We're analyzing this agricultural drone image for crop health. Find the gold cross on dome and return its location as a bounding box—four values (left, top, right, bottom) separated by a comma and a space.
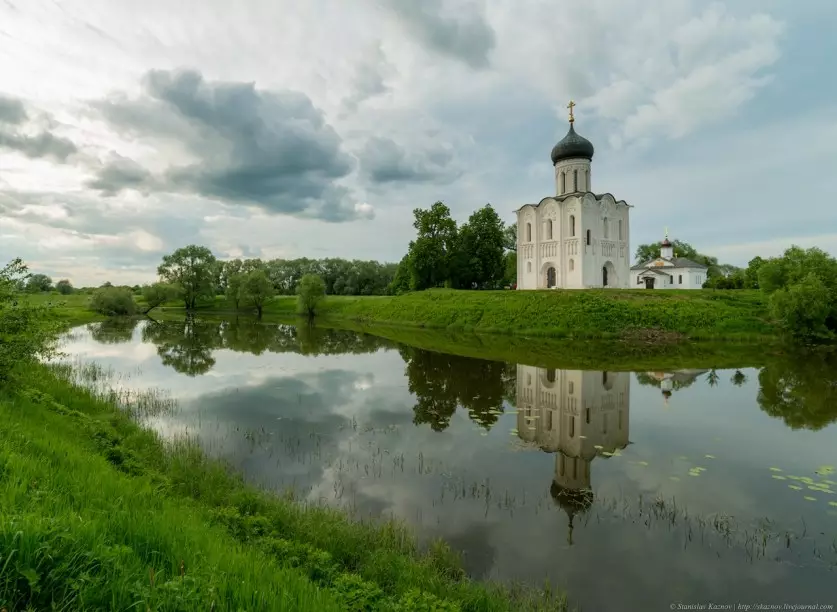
567, 100, 576, 123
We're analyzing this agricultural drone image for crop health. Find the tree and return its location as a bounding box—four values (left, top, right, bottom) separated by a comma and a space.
55, 279, 74, 295
756, 246, 837, 341
454, 204, 506, 289
406, 202, 458, 290
157, 245, 217, 310
0, 258, 59, 382
744, 256, 765, 289
25, 273, 52, 293
240, 269, 275, 318
296, 273, 326, 318
141, 282, 178, 314
503, 223, 517, 251
90, 286, 137, 316
225, 272, 246, 310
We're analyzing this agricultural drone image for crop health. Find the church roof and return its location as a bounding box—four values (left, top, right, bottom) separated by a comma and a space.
631, 257, 709, 271
551, 123, 595, 164
514, 192, 629, 213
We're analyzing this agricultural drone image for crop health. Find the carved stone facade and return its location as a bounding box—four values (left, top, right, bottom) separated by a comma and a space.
516, 191, 631, 289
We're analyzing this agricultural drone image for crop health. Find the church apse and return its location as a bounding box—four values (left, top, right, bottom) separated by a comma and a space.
515, 364, 630, 542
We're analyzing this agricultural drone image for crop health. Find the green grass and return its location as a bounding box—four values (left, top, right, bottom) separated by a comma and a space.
0, 364, 566, 611
28, 288, 778, 341
159, 288, 776, 341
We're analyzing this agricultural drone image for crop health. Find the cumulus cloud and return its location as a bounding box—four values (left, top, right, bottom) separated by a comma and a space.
341, 42, 395, 114
87, 68, 372, 222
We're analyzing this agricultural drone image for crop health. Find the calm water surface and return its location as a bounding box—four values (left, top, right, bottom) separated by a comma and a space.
60, 318, 837, 611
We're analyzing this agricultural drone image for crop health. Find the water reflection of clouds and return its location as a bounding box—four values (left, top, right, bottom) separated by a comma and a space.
59, 321, 837, 612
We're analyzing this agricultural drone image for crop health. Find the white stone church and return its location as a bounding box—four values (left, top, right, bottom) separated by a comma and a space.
515, 102, 632, 289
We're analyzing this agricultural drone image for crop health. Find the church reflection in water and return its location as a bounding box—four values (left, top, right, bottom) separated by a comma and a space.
514, 365, 706, 544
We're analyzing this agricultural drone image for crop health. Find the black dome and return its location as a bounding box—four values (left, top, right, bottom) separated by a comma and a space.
550, 123, 594, 165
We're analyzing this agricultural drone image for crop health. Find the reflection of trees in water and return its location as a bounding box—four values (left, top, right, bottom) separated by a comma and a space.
399, 347, 515, 431
88, 318, 140, 344
136, 318, 394, 376
142, 317, 222, 377
758, 354, 837, 431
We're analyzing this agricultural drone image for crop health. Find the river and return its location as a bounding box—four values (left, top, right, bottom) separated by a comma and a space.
58, 317, 837, 611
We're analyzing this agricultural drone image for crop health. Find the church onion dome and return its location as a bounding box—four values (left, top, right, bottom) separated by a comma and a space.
661, 238, 672, 247
550, 123, 595, 165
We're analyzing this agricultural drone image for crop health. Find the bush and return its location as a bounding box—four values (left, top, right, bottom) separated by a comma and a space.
296, 274, 326, 317
0, 259, 59, 383
90, 287, 137, 316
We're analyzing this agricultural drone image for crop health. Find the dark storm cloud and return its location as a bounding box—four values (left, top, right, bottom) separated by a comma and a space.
358, 136, 461, 184
88, 68, 371, 222
381, 0, 496, 70
84, 153, 154, 195
0, 95, 27, 124
0, 94, 78, 161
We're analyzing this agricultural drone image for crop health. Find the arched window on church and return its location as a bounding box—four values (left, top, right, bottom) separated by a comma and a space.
618, 219, 623, 241
546, 369, 556, 383
526, 222, 531, 242
569, 417, 575, 438
569, 259, 574, 272
568, 381, 574, 394
526, 261, 532, 273
560, 172, 566, 194
573, 169, 578, 191
585, 408, 590, 424
603, 217, 609, 239
586, 229, 591, 246
584, 169, 589, 191
547, 219, 553, 240
569, 215, 575, 237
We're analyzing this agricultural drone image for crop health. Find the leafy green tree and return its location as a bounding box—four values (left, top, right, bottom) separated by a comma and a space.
503, 251, 517, 287
90, 286, 137, 316
25, 273, 53, 293
240, 269, 275, 318
157, 245, 217, 310
141, 282, 178, 314
225, 272, 246, 310
503, 223, 517, 252
296, 273, 326, 317
55, 279, 74, 295
756, 246, 837, 341
769, 273, 833, 341
744, 256, 765, 289
388, 254, 413, 295
406, 202, 458, 290
454, 204, 506, 289
0, 259, 60, 382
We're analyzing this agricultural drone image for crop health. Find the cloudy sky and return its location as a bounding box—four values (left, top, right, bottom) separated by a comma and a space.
1, 0, 835, 286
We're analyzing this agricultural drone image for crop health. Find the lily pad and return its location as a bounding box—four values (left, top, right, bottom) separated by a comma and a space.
789, 485, 803, 491
705, 454, 716, 459
769, 467, 783, 472
804, 496, 817, 501
815, 465, 835, 475
829, 501, 837, 508
594, 445, 604, 450
634, 461, 649, 466
772, 475, 787, 480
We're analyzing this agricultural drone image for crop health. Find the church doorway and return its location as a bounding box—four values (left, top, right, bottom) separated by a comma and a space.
602, 261, 617, 288
602, 266, 608, 287
644, 277, 655, 289
546, 267, 557, 288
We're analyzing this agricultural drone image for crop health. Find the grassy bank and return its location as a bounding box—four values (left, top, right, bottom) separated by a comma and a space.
155, 288, 775, 341
0, 364, 564, 611
26, 288, 776, 341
